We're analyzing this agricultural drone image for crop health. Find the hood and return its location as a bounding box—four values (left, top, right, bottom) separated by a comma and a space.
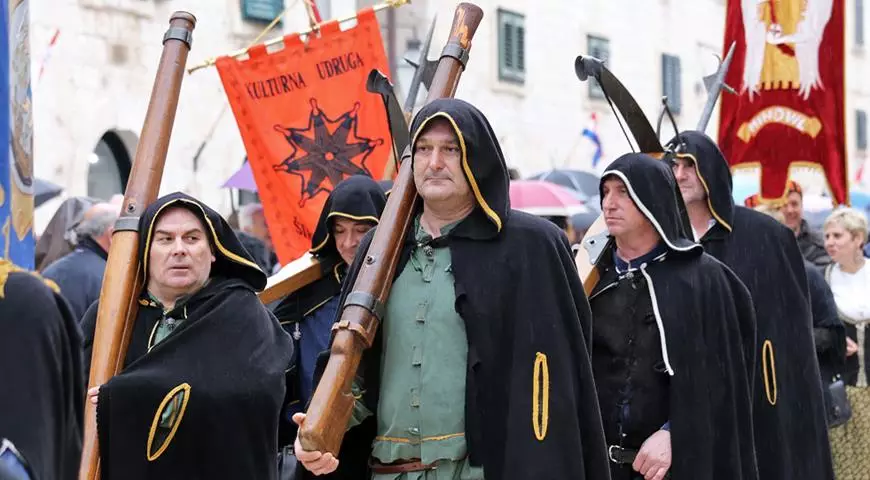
600, 153, 702, 255
665, 130, 734, 231
138, 192, 267, 291
409, 98, 510, 239
310, 175, 387, 259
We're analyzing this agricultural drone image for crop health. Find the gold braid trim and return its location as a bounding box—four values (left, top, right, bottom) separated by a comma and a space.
0, 258, 59, 298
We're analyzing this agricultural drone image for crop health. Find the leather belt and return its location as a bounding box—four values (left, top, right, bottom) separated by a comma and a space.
369, 458, 438, 474
608, 445, 638, 465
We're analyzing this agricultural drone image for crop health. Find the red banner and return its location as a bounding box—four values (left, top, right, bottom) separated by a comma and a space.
718, 0, 846, 205
216, 8, 391, 264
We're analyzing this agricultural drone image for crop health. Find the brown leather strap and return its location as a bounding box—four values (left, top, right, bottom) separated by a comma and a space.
369, 458, 438, 474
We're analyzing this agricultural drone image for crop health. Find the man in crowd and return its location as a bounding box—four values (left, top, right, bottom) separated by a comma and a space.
43, 202, 118, 320
238, 202, 278, 272
668, 130, 834, 480
81, 192, 292, 479
590, 153, 757, 480
294, 98, 610, 479
780, 181, 831, 266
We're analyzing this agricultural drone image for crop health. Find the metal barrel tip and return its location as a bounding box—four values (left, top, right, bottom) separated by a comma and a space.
170, 11, 197, 27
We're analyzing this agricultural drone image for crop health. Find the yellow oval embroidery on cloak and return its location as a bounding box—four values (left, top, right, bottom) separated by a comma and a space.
146, 383, 191, 461
533, 352, 550, 441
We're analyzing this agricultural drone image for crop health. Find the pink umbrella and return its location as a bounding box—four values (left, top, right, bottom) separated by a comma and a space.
509, 180, 590, 216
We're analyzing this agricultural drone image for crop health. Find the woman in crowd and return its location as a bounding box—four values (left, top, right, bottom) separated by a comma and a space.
822, 207, 870, 478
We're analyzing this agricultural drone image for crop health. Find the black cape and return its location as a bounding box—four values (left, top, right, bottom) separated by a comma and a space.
595, 154, 758, 479
273, 175, 386, 445
667, 131, 833, 479
0, 260, 84, 480
81, 192, 293, 479
307, 99, 610, 480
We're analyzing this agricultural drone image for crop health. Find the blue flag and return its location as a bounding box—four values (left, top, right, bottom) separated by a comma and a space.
0, 0, 35, 268
581, 127, 602, 167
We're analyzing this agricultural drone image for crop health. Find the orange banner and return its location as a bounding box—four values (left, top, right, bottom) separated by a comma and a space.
217, 8, 391, 264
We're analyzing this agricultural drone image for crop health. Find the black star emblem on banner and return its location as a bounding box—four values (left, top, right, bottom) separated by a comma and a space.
273, 98, 384, 207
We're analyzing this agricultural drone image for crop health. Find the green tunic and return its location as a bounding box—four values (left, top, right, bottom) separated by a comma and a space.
353, 217, 485, 480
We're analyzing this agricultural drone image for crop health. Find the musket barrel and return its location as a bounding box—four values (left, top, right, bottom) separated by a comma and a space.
80, 12, 196, 480
298, 2, 484, 456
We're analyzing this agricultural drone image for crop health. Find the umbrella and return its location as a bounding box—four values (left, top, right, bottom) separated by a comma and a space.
34, 177, 63, 207
509, 180, 590, 217
223, 161, 257, 192
527, 169, 600, 200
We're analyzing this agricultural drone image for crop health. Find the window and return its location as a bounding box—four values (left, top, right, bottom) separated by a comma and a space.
858, 0, 865, 46
498, 9, 525, 84
857, 110, 868, 150
662, 54, 682, 115
241, 0, 285, 24
587, 35, 610, 99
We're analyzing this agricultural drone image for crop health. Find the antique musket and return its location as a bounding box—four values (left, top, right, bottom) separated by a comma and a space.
258, 16, 437, 305
80, 12, 196, 480
573, 46, 737, 293
298, 3, 484, 455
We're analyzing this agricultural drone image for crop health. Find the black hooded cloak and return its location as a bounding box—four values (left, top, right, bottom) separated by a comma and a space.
592, 153, 758, 479
306, 98, 610, 480
0, 261, 84, 480
80, 192, 293, 480
666, 131, 833, 479
273, 175, 386, 445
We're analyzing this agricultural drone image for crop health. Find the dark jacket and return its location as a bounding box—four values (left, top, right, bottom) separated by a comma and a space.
42, 237, 108, 321
80, 192, 293, 480
308, 99, 610, 480
0, 260, 84, 480
595, 153, 758, 480
666, 131, 834, 480
798, 219, 831, 267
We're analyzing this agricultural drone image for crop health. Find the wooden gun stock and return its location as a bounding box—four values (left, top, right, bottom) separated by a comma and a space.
298, 3, 484, 456
79, 12, 196, 480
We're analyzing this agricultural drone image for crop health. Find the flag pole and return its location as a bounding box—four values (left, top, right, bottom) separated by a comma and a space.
187, 0, 409, 75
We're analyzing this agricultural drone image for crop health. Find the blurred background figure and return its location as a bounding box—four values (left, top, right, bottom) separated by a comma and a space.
34, 196, 99, 272
821, 207, 870, 478
236, 203, 278, 273
42, 202, 119, 321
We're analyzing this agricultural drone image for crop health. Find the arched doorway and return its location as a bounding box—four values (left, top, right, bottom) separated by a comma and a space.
87, 131, 132, 200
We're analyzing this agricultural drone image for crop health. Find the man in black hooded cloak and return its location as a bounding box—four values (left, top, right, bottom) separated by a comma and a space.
590, 153, 757, 480
81, 192, 293, 479
0, 259, 84, 480
293, 98, 610, 479
666, 130, 834, 480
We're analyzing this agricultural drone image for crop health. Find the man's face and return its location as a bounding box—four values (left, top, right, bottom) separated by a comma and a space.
781, 192, 803, 233
333, 217, 374, 266
248, 211, 272, 250
671, 157, 707, 206
412, 119, 474, 206
601, 177, 650, 238
148, 207, 215, 296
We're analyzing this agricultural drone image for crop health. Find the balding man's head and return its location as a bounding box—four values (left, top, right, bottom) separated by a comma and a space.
77, 203, 119, 252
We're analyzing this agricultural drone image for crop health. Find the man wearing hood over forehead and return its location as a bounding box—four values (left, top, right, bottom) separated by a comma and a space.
293, 98, 609, 479
591, 153, 757, 480
273, 175, 386, 447
80, 192, 293, 479
666, 131, 834, 480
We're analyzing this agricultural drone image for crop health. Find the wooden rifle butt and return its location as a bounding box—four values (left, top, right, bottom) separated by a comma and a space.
258, 253, 324, 304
